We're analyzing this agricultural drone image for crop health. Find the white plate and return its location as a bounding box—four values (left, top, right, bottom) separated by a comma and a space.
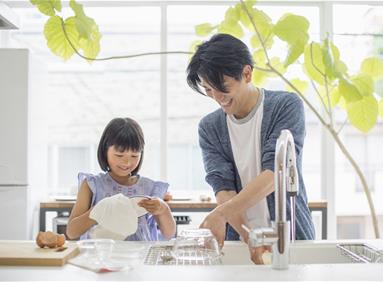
53, 195, 77, 201
130, 195, 150, 217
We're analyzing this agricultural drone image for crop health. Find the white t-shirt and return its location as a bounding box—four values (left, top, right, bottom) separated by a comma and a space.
226, 88, 271, 229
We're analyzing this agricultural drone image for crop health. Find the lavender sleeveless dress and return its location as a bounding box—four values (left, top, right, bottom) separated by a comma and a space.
78, 172, 169, 241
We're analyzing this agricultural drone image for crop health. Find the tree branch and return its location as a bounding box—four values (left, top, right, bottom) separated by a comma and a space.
336, 118, 348, 135
309, 79, 332, 120
239, 0, 271, 63
60, 17, 192, 61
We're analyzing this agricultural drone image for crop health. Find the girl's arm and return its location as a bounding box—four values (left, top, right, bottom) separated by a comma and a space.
66, 181, 97, 239
139, 198, 176, 240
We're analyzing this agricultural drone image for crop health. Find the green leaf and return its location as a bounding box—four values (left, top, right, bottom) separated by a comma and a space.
338, 78, 363, 103
252, 68, 268, 85
78, 18, 101, 60
321, 38, 337, 80
52, 0, 62, 12
44, 16, 80, 60
30, 0, 60, 16
274, 13, 309, 42
252, 49, 267, 67
273, 13, 309, 66
217, 19, 244, 38
360, 57, 383, 80
284, 36, 308, 67
268, 57, 286, 76
195, 23, 215, 37
325, 41, 348, 79
286, 78, 308, 95
334, 59, 348, 77
330, 87, 341, 107
351, 74, 374, 96
338, 96, 347, 110
303, 42, 326, 85
379, 98, 383, 120
69, 0, 94, 40
236, 1, 257, 30
346, 96, 379, 133
236, 2, 273, 42
250, 33, 273, 49
317, 85, 340, 108
251, 9, 273, 37
225, 6, 240, 22
249, 9, 274, 48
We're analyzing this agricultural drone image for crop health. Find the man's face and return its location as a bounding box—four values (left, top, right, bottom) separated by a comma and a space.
201, 67, 251, 116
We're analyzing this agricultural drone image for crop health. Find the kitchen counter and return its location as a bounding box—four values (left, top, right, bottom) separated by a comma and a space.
0, 240, 382, 281
39, 199, 328, 239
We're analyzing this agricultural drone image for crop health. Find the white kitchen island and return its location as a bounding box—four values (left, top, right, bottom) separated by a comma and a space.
1, 240, 383, 281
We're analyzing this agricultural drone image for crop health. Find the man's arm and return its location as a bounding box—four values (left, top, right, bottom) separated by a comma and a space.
200, 170, 274, 247
215, 190, 249, 243
220, 170, 274, 217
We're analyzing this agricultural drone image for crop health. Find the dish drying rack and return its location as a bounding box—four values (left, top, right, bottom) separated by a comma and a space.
144, 245, 222, 265
336, 243, 383, 263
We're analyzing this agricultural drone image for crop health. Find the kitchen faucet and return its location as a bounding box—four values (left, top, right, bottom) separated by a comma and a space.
247, 129, 299, 269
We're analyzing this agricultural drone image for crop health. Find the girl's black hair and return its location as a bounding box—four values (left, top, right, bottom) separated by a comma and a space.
186, 33, 254, 95
97, 117, 145, 175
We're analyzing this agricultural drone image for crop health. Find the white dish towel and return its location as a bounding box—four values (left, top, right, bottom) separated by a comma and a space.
89, 193, 139, 240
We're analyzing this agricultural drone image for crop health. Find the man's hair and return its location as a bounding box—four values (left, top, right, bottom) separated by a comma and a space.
186, 33, 254, 95
97, 117, 145, 175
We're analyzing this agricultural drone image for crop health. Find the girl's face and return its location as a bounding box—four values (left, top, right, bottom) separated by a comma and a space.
106, 146, 141, 177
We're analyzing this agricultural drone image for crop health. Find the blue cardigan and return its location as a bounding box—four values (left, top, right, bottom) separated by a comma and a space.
198, 89, 315, 240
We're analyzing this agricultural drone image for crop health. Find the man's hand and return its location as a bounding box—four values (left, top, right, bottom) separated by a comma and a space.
248, 245, 272, 264
199, 207, 227, 248
138, 197, 169, 216
227, 213, 249, 243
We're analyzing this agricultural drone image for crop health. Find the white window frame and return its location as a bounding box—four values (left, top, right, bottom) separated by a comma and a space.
6, 0, 383, 239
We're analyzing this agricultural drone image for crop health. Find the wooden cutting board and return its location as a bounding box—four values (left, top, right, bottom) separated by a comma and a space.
0, 240, 80, 266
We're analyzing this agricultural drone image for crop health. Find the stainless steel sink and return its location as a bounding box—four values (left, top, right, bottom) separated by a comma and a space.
221, 242, 383, 265
290, 243, 352, 264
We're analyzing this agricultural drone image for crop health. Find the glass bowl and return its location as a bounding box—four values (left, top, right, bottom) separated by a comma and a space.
77, 239, 115, 261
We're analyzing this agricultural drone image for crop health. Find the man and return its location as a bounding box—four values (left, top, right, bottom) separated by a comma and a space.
186, 34, 315, 263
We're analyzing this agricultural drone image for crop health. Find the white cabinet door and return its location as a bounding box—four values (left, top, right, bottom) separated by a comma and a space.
0, 49, 29, 185
0, 186, 28, 239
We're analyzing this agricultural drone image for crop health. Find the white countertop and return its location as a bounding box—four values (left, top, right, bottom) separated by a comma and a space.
1, 240, 383, 281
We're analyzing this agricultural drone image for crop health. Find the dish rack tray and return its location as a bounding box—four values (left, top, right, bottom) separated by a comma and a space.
336, 243, 383, 263
144, 245, 222, 265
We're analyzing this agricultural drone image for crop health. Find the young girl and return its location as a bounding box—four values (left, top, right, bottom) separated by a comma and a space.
66, 117, 176, 241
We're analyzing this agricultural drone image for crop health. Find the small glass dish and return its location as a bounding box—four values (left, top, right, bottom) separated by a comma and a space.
77, 239, 115, 260
172, 228, 221, 262
74, 239, 128, 272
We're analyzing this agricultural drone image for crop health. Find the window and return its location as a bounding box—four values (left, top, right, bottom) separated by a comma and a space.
48, 146, 91, 195
5, 1, 383, 239
10, 7, 162, 193
10, 3, 321, 195
333, 4, 383, 238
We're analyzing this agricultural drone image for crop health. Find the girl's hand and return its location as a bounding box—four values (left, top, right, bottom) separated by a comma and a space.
138, 197, 169, 216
